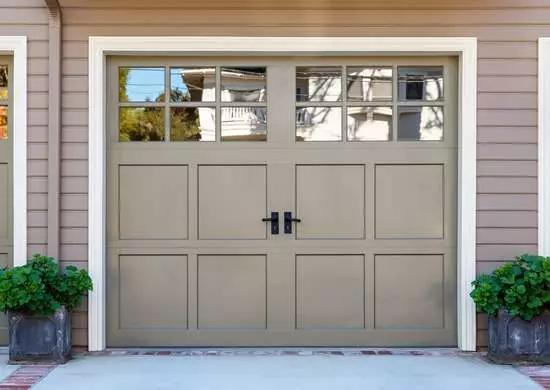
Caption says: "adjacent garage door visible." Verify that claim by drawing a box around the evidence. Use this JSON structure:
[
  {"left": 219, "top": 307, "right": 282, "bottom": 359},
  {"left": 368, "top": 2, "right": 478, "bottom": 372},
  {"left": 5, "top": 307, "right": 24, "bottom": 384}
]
[
  {"left": 107, "top": 56, "right": 458, "bottom": 347},
  {"left": 0, "top": 57, "right": 13, "bottom": 344}
]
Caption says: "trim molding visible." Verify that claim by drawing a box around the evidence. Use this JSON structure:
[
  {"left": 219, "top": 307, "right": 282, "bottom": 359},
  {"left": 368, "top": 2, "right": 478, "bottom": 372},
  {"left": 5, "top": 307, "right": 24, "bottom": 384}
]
[
  {"left": 88, "top": 36, "right": 478, "bottom": 352},
  {"left": 0, "top": 36, "right": 27, "bottom": 267},
  {"left": 46, "top": 3, "right": 62, "bottom": 259},
  {"left": 539, "top": 38, "right": 550, "bottom": 256}
]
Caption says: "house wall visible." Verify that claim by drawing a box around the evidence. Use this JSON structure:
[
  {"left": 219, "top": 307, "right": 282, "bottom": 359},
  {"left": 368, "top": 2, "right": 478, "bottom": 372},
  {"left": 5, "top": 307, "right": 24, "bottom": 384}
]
[
  {"left": 7, "top": 0, "right": 543, "bottom": 347},
  {"left": 0, "top": 2, "right": 49, "bottom": 278}
]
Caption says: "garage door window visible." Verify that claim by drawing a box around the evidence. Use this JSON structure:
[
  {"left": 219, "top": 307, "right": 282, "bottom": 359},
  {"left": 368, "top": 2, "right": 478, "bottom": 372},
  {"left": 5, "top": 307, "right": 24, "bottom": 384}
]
[
  {"left": 118, "top": 66, "right": 268, "bottom": 142},
  {"left": 296, "top": 65, "right": 445, "bottom": 142},
  {"left": 0, "top": 65, "right": 7, "bottom": 140}
]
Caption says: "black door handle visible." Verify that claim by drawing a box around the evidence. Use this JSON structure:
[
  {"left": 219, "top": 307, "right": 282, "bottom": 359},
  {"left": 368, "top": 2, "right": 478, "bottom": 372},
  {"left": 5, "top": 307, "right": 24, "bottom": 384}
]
[
  {"left": 262, "top": 212, "right": 279, "bottom": 235},
  {"left": 284, "top": 211, "right": 301, "bottom": 234}
]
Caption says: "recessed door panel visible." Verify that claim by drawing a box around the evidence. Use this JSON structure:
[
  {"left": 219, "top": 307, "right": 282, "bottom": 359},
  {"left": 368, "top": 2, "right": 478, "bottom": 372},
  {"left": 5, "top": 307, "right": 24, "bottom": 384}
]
[
  {"left": 296, "top": 165, "right": 365, "bottom": 240},
  {"left": 119, "top": 255, "right": 188, "bottom": 330},
  {"left": 119, "top": 165, "right": 189, "bottom": 240},
  {"left": 296, "top": 255, "right": 365, "bottom": 329},
  {"left": 198, "top": 255, "right": 267, "bottom": 329},
  {"left": 198, "top": 165, "right": 267, "bottom": 240}
]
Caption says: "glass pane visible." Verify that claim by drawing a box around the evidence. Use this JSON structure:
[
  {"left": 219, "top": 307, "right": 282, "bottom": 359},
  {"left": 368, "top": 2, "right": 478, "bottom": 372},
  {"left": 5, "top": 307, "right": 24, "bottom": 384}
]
[
  {"left": 0, "top": 106, "right": 7, "bottom": 140},
  {"left": 398, "top": 66, "right": 444, "bottom": 101},
  {"left": 347, "top": 67, "right": 392, "bottom": 102},
  {"left": 398, "top": 106, "right": 443, "bottom": 141},
  {"left": 171, "top": 107, "right": 215, "bottom": 141},
  {"left": 119, "top": 107, "right": 165, "bottom": 141},
  {"left": 0, "top": 66, "right": 7, "bottom": 100},
  {"left": 119, "top": 67, "right": 165, "bottom": 103},
  {"left": 221, "top": 107, "right": 267, "bottom": 141},
  {"left": 221, "top": 67, "right": 266, "bottom": 102},
  {"left": 296, "top": 107, "right": 342, "bottom": 141},
  {"left": 170, "top": 67, "right": 216, "bottom": 102},
  {"left": 347, "top": 106, "right": 392, "bottom": 141},
  {"left": 296, "top": 67, "right": 342, "bottom": 102}
]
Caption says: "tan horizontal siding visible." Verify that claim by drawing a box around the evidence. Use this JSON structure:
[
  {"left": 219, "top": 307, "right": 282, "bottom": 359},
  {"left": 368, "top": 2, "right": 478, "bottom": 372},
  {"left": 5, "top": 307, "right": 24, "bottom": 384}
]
[
  {"left": 0, "top": 1, "right": 49, "bottom": 254},
  {"left": 57, "top": 0, "right": 550, "bottom": 9},
  {"left": 478, "top": 93, "right": 537, "bottom": 110},
  {"left": 477, "top": 127, "right": 536, "bottom": 144},
  {"left": 477, "top": 211, "right": 537, "bottom": 228},
  {"left": 477, "top": 177, "right": 537, "bottom": 194},
  {"left": 477, "top": 245, "right": 538, "bottom": 262},
  {"left": 58, "top": 0, "right": 546, "bottom": 348},
  {"left": 477, "top": 161, "right": 537, "bottom": 177},
  {"left": 60, "top": 9, "right": 550, "bottom": 26}
]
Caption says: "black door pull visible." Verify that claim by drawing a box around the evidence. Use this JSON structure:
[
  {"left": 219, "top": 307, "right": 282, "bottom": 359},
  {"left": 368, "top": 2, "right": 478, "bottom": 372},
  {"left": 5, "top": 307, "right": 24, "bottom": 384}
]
[
  {"left": 284, "top": 211, "right": 301, "bottom": 234},
  {"left": 262, "top": 212, "right": 279, "bottom": 235}
]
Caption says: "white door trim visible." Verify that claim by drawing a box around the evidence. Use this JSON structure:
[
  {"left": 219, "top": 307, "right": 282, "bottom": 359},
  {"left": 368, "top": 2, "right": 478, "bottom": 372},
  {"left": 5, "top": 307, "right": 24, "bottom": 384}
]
[
  {"left": 539, "top": 38, "right": 550, "bottom": 256},
  {"left": 88, "top": 36, "right": 478, "bottom": 352},
  {"left": 0, "top": 36, "right": 27, "bottom": 267}
]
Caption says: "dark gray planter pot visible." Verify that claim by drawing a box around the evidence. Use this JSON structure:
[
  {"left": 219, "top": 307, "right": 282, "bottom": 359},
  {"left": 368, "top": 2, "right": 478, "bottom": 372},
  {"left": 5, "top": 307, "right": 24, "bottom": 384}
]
[
  {"left": 488, "top": 310, "right": 550, "bottom": 364},
  {"left": 8, "top": 306, "right": 71, "bottom": 364}
]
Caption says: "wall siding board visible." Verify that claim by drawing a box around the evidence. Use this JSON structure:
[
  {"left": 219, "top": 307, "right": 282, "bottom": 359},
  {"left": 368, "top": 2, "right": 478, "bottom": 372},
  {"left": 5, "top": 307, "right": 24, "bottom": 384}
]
[
  {"left": 50, "top": 0, "right": 545, "bottom": 348},
  {"left": 0, "top": 1, "right": 49, "bottom": 261}
]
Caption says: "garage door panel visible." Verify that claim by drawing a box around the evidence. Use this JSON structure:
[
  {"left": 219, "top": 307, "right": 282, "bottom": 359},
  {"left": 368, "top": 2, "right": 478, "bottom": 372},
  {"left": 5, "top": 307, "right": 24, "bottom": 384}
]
[
  {"left": 119, "top": 255, "right": 188, "bottom": 330},
  {"left": 375, "top": 164, "right": 444, "bottom": 239},
  {"left": 198, "top": 255, "right": 267, "bottom": 329},
  {"left": 296, "top": 255, "right": 365, "bottom": 329},
  {"left": 198, "top": 165, "right": 267, "bottom": 240},
  {"left": 119, "top": 165, "right": 188, "bottom": 240},
  {"left": 107, "top": 57, "right": 457, "bottom": 347},
  {"left": 296, "top": 165, "right": 365, "bottom": 240},
  {"left": 374, "top": 254, "right": 445, "bottom": 330}
]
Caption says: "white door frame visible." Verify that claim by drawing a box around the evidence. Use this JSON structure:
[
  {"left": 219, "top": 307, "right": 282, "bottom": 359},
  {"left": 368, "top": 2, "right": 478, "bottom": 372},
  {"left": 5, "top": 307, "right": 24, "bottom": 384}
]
[
  {"left": 0, "top": 36, "right": 27, "bottom": 267},
  {"left": 88, "top": 36, "right": 478, "bottom": 352},
  {"left": 539, "top": 38, "right": 550, "bottom": 256}
]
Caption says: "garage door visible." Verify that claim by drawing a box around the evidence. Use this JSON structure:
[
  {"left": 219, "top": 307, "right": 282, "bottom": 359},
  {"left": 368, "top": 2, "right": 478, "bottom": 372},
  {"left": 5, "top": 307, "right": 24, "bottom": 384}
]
[
  {"left": 0, "top": 57, "right": 13, "bottom": 344},
  {"left": 106, "top": 56, "right": 458, "bottom": 347}
]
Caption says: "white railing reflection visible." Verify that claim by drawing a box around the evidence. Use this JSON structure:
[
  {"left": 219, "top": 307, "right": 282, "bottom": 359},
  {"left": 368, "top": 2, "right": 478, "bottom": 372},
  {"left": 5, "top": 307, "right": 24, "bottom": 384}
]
[{"left": 219, "top": 107, "right": 313, "bottom": 126}]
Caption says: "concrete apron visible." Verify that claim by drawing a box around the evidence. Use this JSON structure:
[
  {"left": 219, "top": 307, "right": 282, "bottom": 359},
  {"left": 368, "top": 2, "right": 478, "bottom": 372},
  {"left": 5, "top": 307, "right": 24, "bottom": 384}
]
[{"left": 19, "top": 349, "right": 540, "bottom": 390}]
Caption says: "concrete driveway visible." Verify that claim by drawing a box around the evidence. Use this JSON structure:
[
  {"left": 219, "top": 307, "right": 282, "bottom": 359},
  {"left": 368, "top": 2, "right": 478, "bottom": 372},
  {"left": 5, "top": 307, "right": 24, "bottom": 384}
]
[{"left": 31, "top": 353, "right": 541, "bottom": 390}]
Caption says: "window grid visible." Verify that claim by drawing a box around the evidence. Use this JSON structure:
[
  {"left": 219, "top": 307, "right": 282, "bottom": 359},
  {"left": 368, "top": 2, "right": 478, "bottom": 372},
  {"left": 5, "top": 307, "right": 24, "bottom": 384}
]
[
  {"left": 295, "top": 65, "right": 445, "bottom": 142},
  {"left": 118, "top": 66, "right": 268, "bottom": 142}
]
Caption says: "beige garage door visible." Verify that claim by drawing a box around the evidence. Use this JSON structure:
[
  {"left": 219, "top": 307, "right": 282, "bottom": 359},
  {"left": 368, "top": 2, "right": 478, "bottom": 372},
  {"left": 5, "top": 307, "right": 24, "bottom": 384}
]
[
  {"left": 107, "top": 56, "right": 458, "bottom": 347},
  {"left": 0, "top": 57, "right": 13, "bottom": 344}
]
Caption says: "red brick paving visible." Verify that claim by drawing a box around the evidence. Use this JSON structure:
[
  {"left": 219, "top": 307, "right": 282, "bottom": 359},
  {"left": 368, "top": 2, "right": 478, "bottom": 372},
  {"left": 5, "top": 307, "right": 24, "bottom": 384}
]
[
  {"left": 519, "top": 367, "right": 550, "bottom": 389},
  {"left": 0, "top": 365, "right": 56, "bottom": 390}
]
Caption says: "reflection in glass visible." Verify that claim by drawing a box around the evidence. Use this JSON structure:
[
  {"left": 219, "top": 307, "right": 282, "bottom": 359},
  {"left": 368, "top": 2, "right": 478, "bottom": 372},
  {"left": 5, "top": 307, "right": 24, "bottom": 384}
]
[
  {"left": 347, "top": 67, "right": 392, "bottom": 102},
  {"left": 347, "top": 107, "right": 392, "bottom": 141},
  {"left": 119, "top": 107, "right": 165, "bottom": 141},
  {"left": 296, "top": 107, "right": 342, "bottom": 141},
  {"left": 0, "top": 107, "right": 7, "bottom": 140},
  {"left": 398, "top": 106, "right": 443, "bottom": 141},
  {"left": 398, "top": 66, "right": 444, "bottom": 101},
  {"left": 0, "top": 66, "right": 7, "bottom": 100},
  {"left": 296, "top": 67, "right": 342, "bottom": 102},
  {"left": 170, "top": 67, "right": 215, "bottom": 103},
  {"left": 221, "top": 107, "right": 267, "bottom": 141},
  {"left": 171, "top": 107, "right": 215, "bottom": 141},
  {"left": 221, "top": 67, "right": 266, "bottom": 102},
  {"left": 119, "top": 67, "right": 165, "bottom": 103}
]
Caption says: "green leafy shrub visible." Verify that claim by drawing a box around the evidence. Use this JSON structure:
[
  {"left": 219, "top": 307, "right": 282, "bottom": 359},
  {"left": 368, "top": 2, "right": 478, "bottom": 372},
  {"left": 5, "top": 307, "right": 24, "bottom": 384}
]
[
  {"left": 471, "top": 254, "right": 550, "bottom": 320},
  {"left": 0, "top": 254, "right": 92, "bottom": 315}
]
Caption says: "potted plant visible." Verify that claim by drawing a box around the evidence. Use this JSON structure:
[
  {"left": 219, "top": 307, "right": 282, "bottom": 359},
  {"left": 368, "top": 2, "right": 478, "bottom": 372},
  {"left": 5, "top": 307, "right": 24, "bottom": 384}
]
[
  {"left": 471, "top": 254, "right": 550, "bottom": 363},
  {"left": 0, "top": 254, "right": 92, "bottom": 363}
]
